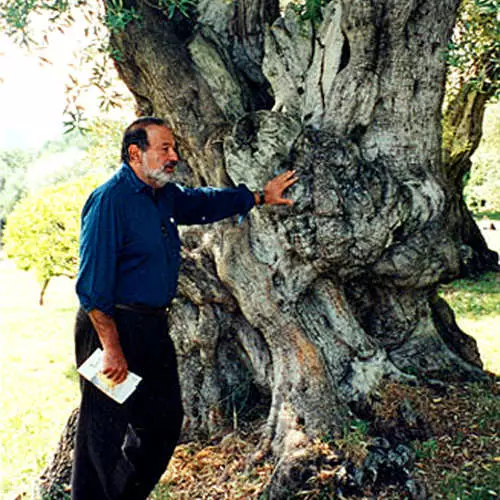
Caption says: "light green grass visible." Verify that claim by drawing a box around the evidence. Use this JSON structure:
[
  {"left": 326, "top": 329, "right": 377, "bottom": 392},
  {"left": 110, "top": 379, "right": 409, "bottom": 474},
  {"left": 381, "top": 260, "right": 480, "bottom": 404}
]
[
  {"left": 440, "top": 272, "right": 499, "bottom": 318},
  {"left": 0, "top": 257, "right": 80, "bottom": 498},
  {"left": 440, "top": 272, "right": 500, "bottom": 374},
  {"left": 455, "top": 316, "right": 499, "bottom": 374}
]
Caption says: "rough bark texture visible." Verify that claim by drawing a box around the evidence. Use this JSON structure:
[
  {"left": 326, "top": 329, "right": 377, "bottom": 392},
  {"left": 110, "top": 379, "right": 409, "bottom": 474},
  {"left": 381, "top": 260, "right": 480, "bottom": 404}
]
[
  {"left": 37, "top": 408, "right": 79, "bottom": 498},
  {"left": 442, "top": 84, "right": 499, "bottom": 276},
  {"left": 40, "top": 0, "right": 496, "bottom": 496}
]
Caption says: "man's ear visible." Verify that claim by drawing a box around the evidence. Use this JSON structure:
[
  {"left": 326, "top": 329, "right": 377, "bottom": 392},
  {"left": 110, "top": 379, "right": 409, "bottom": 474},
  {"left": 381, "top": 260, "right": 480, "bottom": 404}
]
[{"left": 128, "top": 144, "right": 142, "bottom": 163}]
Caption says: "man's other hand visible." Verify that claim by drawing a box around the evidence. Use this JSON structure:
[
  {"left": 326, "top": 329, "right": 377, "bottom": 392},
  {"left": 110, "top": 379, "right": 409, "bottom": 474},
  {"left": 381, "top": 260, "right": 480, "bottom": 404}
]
[
  {"left": 88, "top": 309, "right": 129, "bottom": 384},
  {"left": 263, "top": 170, "right": 299, "bottom": 206},
  {"left": 102, "top": 345, "right": 128, "bottom": 384}
]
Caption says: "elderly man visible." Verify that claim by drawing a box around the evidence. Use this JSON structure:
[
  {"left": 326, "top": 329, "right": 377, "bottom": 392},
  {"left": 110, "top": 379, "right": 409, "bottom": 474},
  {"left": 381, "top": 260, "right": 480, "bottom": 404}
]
[{"left": 71, "top": 116, "right": 297, "bottom": 499}]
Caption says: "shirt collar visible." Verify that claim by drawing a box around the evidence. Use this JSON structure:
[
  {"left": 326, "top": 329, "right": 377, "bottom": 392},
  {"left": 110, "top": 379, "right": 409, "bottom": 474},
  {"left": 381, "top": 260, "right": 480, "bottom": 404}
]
[{"left": 119, "top": 162, "right": 154, "bottom": 194}]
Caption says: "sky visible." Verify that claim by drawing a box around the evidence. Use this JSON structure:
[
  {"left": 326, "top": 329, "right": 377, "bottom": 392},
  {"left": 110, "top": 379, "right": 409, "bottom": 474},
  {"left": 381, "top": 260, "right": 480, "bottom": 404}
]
[
  {"left": 0, "top": 36, "right": 69, "bottom": 150},
  {"left": 0, "top": 16, "right": 134, "bottom": 152}
]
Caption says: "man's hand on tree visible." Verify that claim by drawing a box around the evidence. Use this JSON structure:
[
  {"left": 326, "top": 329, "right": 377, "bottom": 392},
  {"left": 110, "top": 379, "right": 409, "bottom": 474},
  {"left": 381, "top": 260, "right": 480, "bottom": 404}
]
[{"left": 259, "top": 170, "right": 299, "bottom": 206}]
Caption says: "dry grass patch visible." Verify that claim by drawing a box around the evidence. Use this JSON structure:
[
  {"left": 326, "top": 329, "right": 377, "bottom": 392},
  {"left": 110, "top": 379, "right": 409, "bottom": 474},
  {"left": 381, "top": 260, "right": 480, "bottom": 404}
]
[{"left": 153, "top": 424, "right": 273, "bottom": 499}]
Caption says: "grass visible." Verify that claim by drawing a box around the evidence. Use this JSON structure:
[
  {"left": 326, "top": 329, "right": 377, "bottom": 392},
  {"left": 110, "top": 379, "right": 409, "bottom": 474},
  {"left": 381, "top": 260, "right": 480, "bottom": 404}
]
[
  {"left": 440, "top": 466, "right": 500, "bottom": 500},
  {"left": 418, "top": 382, "right": 500, "bottom": 499},
  {"left": 440, "top": 272, "right": 499, "bottom": 318},
  {"left": 0, "top": 256, "right": 80, "bottom": 498},
  {"left": 374, "top": 381, "right": 500, "bottom": 500},
  {"left": 440, "top": 271, "right": 500, "bottom": 374},
  {"left": 473, "top": 211, "right": 500, "bottom": 221}
]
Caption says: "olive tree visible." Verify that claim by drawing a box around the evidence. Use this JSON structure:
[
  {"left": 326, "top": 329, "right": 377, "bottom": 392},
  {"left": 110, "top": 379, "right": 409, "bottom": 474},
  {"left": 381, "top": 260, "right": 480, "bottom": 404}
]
[{"left": 2, "top": 0, "right": 498, "bottom": 496}]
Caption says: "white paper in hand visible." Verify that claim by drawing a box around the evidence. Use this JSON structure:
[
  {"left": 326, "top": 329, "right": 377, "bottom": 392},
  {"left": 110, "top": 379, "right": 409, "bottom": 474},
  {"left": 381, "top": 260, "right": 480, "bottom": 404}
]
[{"left": 77, "top": 348, "right": 142, "bottom": 404}]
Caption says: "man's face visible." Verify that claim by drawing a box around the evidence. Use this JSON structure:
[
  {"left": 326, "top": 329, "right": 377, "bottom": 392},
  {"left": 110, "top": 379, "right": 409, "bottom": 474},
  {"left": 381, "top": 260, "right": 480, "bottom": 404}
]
[{"left": 139, "top": 125, "right": 179, "bottom": 188}]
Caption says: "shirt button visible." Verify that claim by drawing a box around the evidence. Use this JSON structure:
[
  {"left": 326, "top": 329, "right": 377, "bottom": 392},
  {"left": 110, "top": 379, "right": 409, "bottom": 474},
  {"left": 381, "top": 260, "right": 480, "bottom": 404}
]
[{"left": 170, "top": 217, "right": 175, "bottom": 224}]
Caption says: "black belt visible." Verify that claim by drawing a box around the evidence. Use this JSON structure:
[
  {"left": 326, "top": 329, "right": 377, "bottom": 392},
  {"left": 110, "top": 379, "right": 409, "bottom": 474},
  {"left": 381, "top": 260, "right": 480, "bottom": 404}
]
[{"left": 115, "top": 303, "right": 168, "bottom": 317}]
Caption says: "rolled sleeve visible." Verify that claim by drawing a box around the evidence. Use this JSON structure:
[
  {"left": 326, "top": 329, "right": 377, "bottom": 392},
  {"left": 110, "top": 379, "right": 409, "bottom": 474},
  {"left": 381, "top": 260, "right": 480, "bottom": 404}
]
[
  {"left": 76, "top": 190, "right": 123, "bottom": 317},
  {"left": 171, "top": 183, "right": 255, "bottom": 225}
]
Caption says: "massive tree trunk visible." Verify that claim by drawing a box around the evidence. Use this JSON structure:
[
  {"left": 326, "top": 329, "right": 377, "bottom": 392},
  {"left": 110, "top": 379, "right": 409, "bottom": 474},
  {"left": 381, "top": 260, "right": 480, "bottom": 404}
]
[{"left": 40, "top": 0, "right": 496, "bottom": 496}]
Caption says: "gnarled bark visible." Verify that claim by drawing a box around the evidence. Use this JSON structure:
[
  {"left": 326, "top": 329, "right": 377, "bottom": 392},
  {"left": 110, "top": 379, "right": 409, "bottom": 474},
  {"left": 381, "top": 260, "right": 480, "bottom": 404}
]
[
  {"left": 442, "top": 44, "right": 499, "bottom": 275},
  {"left": 40, "top": 0, "right": 495, "bottom": 496}
]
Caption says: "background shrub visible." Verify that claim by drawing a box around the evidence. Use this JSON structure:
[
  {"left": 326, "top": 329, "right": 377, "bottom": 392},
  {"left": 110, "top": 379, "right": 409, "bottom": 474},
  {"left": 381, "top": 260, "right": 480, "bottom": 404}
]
[{"left": 3, "top": 174, "right": 104, "bottom": 304}]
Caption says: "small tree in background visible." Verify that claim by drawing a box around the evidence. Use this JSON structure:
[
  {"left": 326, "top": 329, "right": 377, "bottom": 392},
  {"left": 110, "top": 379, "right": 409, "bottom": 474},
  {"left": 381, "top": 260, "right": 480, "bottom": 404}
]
[{"left": 3, "top": 175, "right": 103, "bottom": 305}]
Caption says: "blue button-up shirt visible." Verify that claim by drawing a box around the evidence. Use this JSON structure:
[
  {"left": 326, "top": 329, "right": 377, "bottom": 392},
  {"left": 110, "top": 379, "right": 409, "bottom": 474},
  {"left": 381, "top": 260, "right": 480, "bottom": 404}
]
[{"left": 76, "top": 163, "right": 255, "bottom": 316}]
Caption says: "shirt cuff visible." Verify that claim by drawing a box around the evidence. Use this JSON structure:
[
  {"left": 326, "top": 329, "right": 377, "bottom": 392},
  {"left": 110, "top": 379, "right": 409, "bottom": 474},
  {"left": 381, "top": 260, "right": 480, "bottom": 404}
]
[
  {"left": 236, "top": 184, "right": 255, "bottom": 225},
  {"left": 77, "top": 293, "right": 116, "bottom": 318},
  {"left": 237, "top": 184, "right": 256, "bottom": 216}
]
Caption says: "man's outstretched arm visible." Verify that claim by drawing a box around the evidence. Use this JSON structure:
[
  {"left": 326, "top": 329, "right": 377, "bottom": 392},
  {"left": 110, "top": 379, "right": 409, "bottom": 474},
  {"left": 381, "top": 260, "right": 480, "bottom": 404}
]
[{"left": 172, "top": 170, "right": 299, "bottom": 225}]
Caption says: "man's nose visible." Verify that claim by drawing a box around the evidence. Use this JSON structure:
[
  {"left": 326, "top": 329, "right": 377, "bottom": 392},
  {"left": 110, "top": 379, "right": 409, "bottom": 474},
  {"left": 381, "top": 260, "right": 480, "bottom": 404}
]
[{"left": 169, "top": 148, "right": 179, "bottom": 161}]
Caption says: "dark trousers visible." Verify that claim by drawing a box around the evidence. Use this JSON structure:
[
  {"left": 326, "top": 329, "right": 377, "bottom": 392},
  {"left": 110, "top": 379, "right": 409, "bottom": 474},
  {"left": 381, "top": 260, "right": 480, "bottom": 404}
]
[{"left": 71, "top": 308, "right": 183, "bottom": 500}]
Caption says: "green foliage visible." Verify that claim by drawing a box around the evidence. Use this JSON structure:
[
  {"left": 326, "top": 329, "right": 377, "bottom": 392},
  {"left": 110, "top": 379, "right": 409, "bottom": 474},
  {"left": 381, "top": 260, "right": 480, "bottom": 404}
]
[
  {"left": 28, "top": 118, "right": 123, "bottom": 193},
  {"left": 445, "top": 0, "right": 500, "bottom": 99},
  {"left": 0, "top": 117, "right": 123, "bottom": 238},
  {"left": 81, "top": 118, "right": 127, "bottom": 172},
  {"left": 0, "top": 0, "right": 134, "bottom": 133},
  {"left": 464, "top": 102, "right": 500, "bottom": 213},
  {"left": 439, "top": 461, "right": 500, "bottom": 499},
  {"left": 61, "top": 46, "right": 134, "bottom": 134},
  {"left": 335, "top": 418, "right": 370, "bottom": 463},
  {"left": 474, "top": 212, "right": 500, "bottom": 220},
  {"left": 105, "top": 0, "right": 197, "bottom": 30},
  {"left": 41, "top": 485, "right": 71, "bottom": 500},
  {"left": 39, "top": 129, "right": 87, "bottom": 156},
  {"left": 289, "top": 0, "right": 332, "bottom": 26},
  {"left": 1, "top": 0, "right": 38, "bottom": 40},
  {"left": 157, "top": 0, "right": 197, "bottom": 20},
  {"left": 149, "top": 482, "right": 173, "bottom": 499},
  {"left": 413, "top": 439, "right": 438, "bottom": 460},
  {"left": 3, "top": 174, "right": 103, "bottom": 297},
  {"left": 104, "top": 0, "right": 142, "bottom": 34},
  {"left": 442, "top": 0, "right": 499, "bottom": 167},
  {"left": 0, "top": 0, "right": 71, "bottom": 45},
  {"left": 342, "top": 418, "right": 370, "bottom": 440}
]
